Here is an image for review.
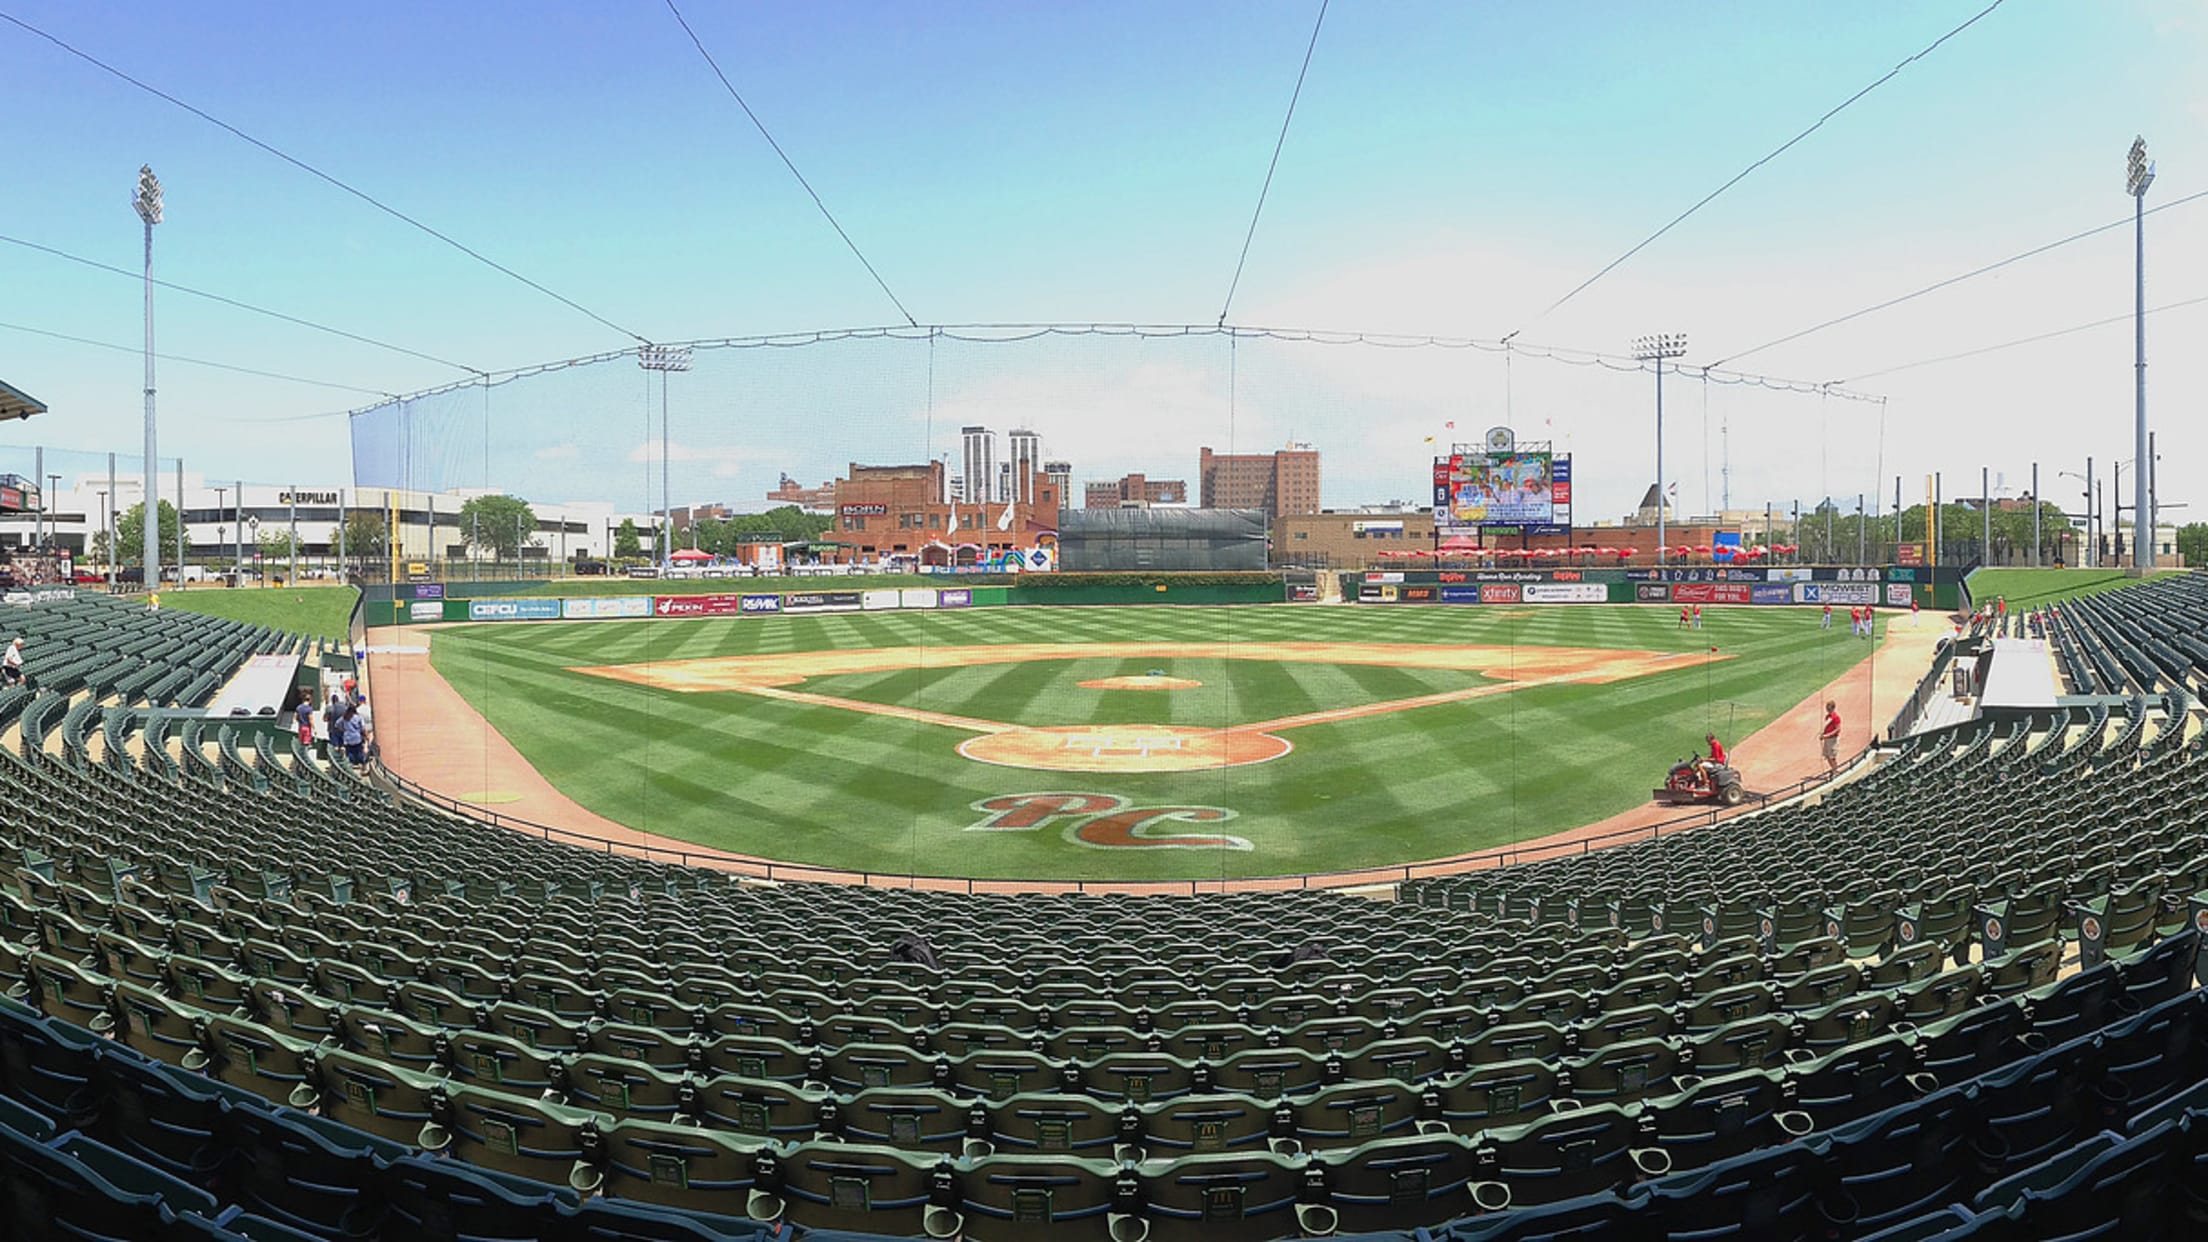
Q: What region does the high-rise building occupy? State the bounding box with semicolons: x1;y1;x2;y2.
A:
1042;460;1073;504
1006;428;1043;503
997;462;1014;508
960;426;998;505
1197;446;1321;519
1083;472;1188;509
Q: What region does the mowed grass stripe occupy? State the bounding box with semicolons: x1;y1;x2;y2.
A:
426;603;1884;880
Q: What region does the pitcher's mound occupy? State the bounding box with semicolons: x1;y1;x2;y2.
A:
960;726;1290;773
1078;674;1203;691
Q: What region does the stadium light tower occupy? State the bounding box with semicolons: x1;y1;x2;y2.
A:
134;165;163;593
1631;334;1688;564
2128;137;2154;572
637;345;693;567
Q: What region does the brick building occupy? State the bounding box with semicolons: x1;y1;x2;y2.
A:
1198;446;1320;519
831;461;1062;565
1084;473;1188;510
765;473;836;512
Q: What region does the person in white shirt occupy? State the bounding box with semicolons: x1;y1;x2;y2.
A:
1;638;21;686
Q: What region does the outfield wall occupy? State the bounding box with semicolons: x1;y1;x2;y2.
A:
1341;566;1965;611
361;578;1289;626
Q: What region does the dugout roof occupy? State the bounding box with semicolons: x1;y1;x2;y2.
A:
0;379;46;422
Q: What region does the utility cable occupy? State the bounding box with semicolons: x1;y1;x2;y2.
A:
0;233;484;375
1218;0;1329;326
1843;292;2208;382
662;0;919;327
0;319;395;395
1714;185;2208;366
0;8;649;344
1522;0;2007;328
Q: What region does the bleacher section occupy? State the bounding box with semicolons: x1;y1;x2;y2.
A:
0;575;2202;1238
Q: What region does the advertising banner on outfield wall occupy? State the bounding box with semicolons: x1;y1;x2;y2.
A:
564;597;651;619
784;591;863;613
1480;584;1522;604
861;590;902;611
1439;586;1484;604
410;583;445;599
1672;583;1753;605
653;594;745;618
938;589;972;608
1797;582;1876;605
408;600;443;623
741;594;782;614
1524;583;1607;604
1636;584;1671;603
1887;584;1914;606
899;588;940;609
1767;568;1813;583
1751;584;1794;604
468;598;563;622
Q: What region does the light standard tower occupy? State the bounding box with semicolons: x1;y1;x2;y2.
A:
134;165;163;591
44;474;60;554
637;345;694;568
1631;334;1688;564
2128;137;2154;572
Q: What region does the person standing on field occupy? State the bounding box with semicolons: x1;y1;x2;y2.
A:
1822;602;1833;630
1820;700;1842;775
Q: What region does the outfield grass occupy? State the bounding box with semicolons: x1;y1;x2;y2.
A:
161;585;358;642
1966;567;2171;611
427;604;1882;882
811;657;1495;729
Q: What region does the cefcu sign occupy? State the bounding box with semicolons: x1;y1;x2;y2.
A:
468;598;562;622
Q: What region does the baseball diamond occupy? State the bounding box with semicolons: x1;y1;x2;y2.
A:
404;601;1901;882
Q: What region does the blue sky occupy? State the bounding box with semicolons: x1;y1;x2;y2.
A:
5;1;2205;527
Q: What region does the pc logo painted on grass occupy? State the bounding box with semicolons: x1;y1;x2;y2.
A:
966;793;1252;851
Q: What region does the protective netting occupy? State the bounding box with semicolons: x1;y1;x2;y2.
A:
347;326;1896;531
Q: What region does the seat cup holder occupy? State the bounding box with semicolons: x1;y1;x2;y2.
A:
1470;1180;1512;1213
2018;1030;2050;1053
1903;1072;1940;1095
416;1121;451;1153
746;1189;786;1224
1107;1211;1151;1242
285;1084;321;1111
962;1139;994;1159
1776;1110;1815;1138
1269;1137;1304;1157
1294;1203;1339;1237
1629;1146;1673;1178
922;1206;964;1239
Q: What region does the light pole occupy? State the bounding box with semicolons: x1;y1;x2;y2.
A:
1631;334;1687;564
44;473;60;554
213;486;228;581
288;486;298;586
2128;137;2154;572
93;490;108;583
134;165;163;592
637;345;694;568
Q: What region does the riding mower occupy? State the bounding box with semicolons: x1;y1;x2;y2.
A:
1655;756;1747;807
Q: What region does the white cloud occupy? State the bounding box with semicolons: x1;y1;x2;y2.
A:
534;443;580;461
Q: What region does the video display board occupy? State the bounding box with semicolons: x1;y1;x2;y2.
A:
1433;452;1572;535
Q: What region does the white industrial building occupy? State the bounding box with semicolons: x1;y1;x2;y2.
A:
2;472;659;572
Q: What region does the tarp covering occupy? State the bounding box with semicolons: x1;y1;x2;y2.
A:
1058;508;1268;572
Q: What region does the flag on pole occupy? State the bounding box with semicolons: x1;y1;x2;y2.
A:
997;500;1015;531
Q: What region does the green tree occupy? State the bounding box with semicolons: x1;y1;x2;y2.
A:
458;495;538;559
342;510;387;570
257;529;297;559
106;501;182;567
2176;522;2208;568
613;517;643;558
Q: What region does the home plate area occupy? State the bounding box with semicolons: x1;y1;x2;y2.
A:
959;726;1293;773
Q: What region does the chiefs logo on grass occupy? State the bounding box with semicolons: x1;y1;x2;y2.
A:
966;793;1252;851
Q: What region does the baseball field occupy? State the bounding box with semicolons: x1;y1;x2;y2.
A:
421;603;1886;882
